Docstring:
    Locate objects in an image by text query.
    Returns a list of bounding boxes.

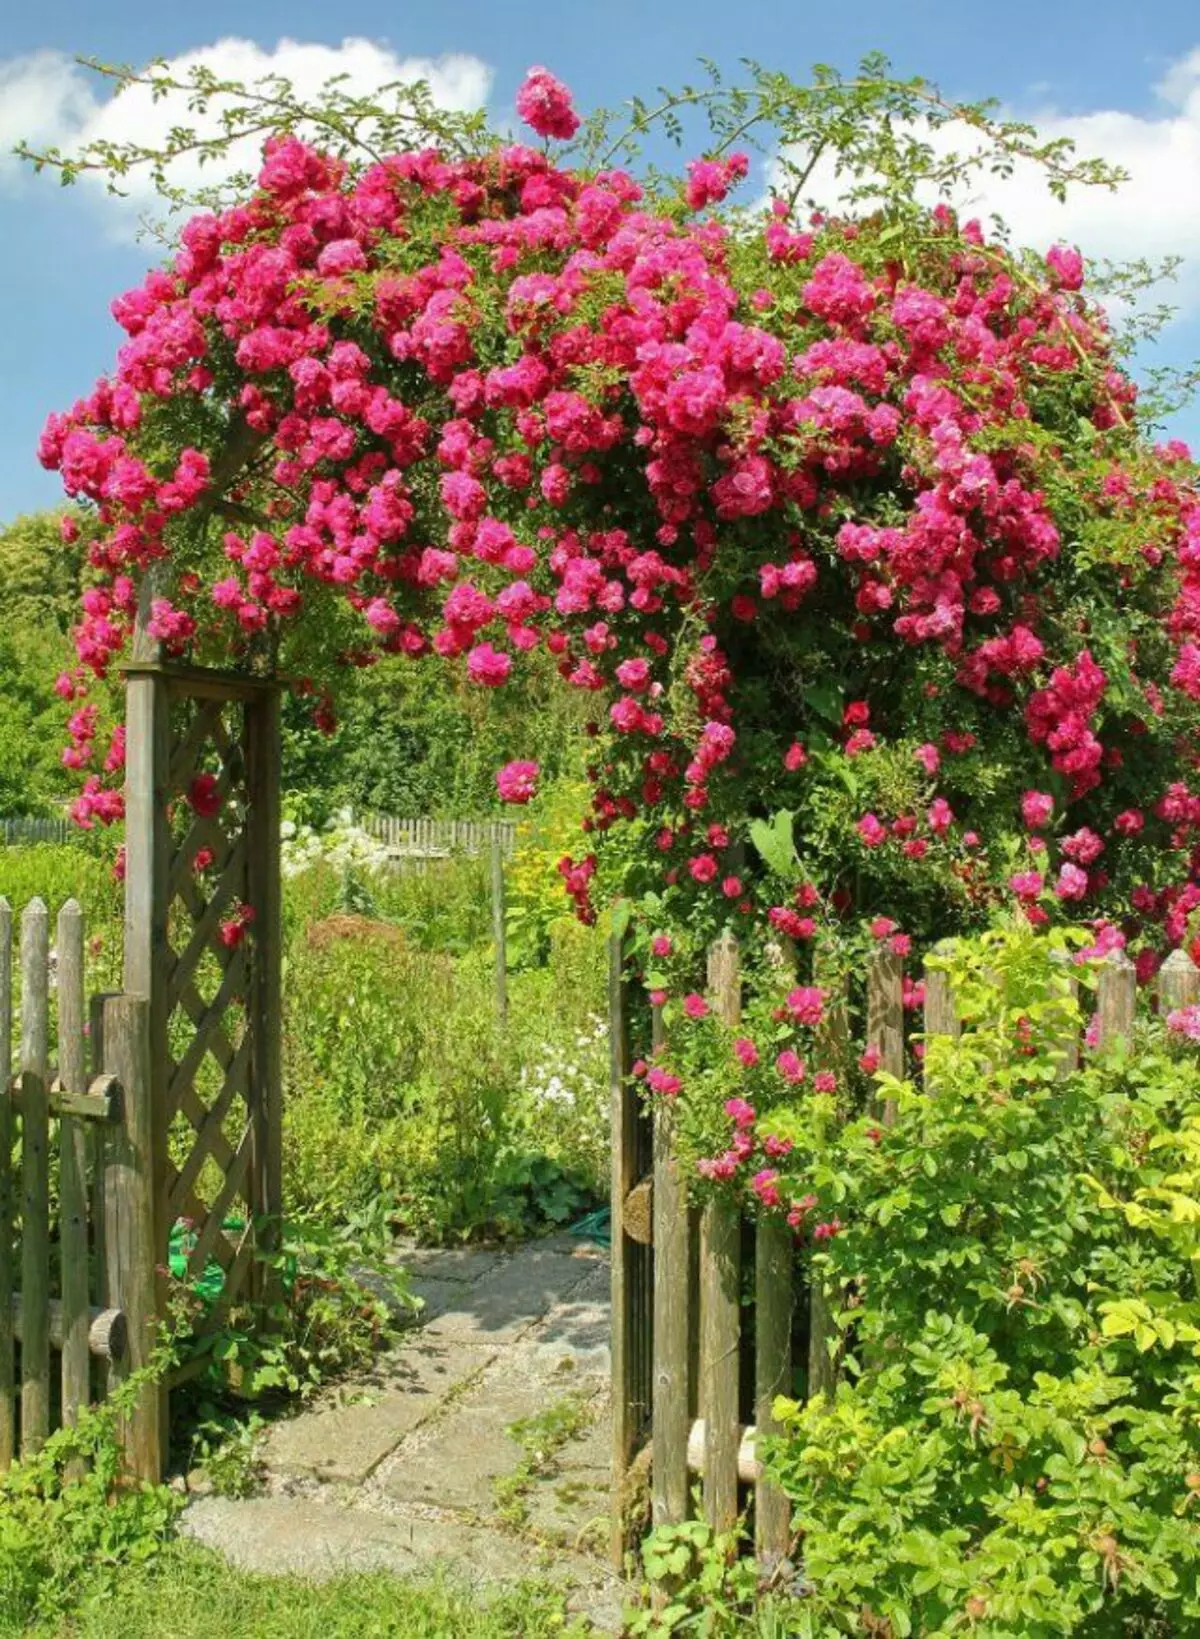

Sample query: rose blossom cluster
[37,68,1200,1008]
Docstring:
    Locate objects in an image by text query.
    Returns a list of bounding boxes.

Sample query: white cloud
[773,47,1200,321]
[0,37,492,232]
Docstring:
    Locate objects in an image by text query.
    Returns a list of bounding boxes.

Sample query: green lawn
[19,1543,597,1639]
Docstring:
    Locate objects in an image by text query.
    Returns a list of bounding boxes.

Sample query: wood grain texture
[19,900,50,1456]
[56,900,91,1431]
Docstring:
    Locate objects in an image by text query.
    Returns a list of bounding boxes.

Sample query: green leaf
[749,809,796,877]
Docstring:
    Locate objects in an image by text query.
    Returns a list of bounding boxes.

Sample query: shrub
[0,1382,178,1632]
[748,929,1200,1636]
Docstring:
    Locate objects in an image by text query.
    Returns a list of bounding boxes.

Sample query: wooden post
[57,901,91,1431]
[922,942,959,1091]
[19,899,50,1456]
[246,687,283,1285]
[700,931,741,1533]
[652,1003,689,1529]
[1096,951,1137,1049]
[102,994,164,1482]
[609,923,642,1568]
[121,665,171,1272]
[490,837,507,1029]
[1159,948,1200,1014]
[0,899,11,1469]
[867,945,905,1124]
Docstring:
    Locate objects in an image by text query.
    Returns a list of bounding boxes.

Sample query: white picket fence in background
[362,815,517,860]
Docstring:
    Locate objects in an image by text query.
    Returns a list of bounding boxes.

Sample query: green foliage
[0,511,111,819]
[757,929,1200,1636]
[23,1543,595,1639]
[173,1215,416,1404]
[0,1384,179,1633]
[282,651,588,828]
[629,1517,779,1635]
[493,1394,596,1528]
[505,779,593,968]
[282,907,608,1243]
[186,1413,267,1499]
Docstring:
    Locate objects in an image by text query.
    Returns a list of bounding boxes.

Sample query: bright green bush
[764,931,1200,1637]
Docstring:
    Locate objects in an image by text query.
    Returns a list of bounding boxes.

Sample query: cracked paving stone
[264,1339,495,1485]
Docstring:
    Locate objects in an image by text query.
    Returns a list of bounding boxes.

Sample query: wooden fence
[609,933,1200,1568]
[0,817,76,848]
[0,896,156,1475]
[363,815,516,859]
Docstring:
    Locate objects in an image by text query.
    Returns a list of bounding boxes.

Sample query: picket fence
[608,933,1200,1568]
[363,815,516,859]
[0,897,154,1469]
[0,817,76,848]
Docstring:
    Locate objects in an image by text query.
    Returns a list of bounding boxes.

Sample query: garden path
[179,1232,630,1632]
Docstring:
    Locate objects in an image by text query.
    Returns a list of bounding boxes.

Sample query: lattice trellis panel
[122,663,281,1341]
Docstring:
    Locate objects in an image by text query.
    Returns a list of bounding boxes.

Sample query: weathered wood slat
[652,1000,689,1530]
[182,1125,254,1283]
[867,945,905,1124]
[700,931,741,1532]
[167,698,226,795]
[166,946,248,1121]
[1097,950,1136,1048]
[755,1213,793,1557]
[246,687,283,1300]
[166,837,247,1011]
[0,900,12,1468]
[19,900,51,1456]
[608,927,643,1569]
[1159,948,1200,1013]
[102,995,164,1480]
[122,662,171,1466]
[57,901,91,1431]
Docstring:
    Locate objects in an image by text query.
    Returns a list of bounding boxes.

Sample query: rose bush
[33,58,1200,1187]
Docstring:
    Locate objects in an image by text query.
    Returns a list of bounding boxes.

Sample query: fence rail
[362,815,516,859]
[0,897,153,1475]
[609,933,1200,1568]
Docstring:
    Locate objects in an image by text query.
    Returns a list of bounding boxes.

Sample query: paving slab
[525,1274,611,1375]
[264,1338,494,1484]
[378,1368,546,1512]
[390,1243,506,1285]
[419,1248,597,1346]
[180,1494,628,1628]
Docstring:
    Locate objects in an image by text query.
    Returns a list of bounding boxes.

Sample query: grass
[30,1542,598,1639]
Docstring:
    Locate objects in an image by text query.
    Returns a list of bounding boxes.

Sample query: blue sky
[2,0,1199,521]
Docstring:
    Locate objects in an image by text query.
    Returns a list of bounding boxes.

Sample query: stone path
[180,1232,629,1632]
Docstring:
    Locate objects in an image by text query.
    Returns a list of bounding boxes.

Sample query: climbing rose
[496,760,539,804]
[515,67,580,140]
[188,773,222,819]
[1022,791,1054,829]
